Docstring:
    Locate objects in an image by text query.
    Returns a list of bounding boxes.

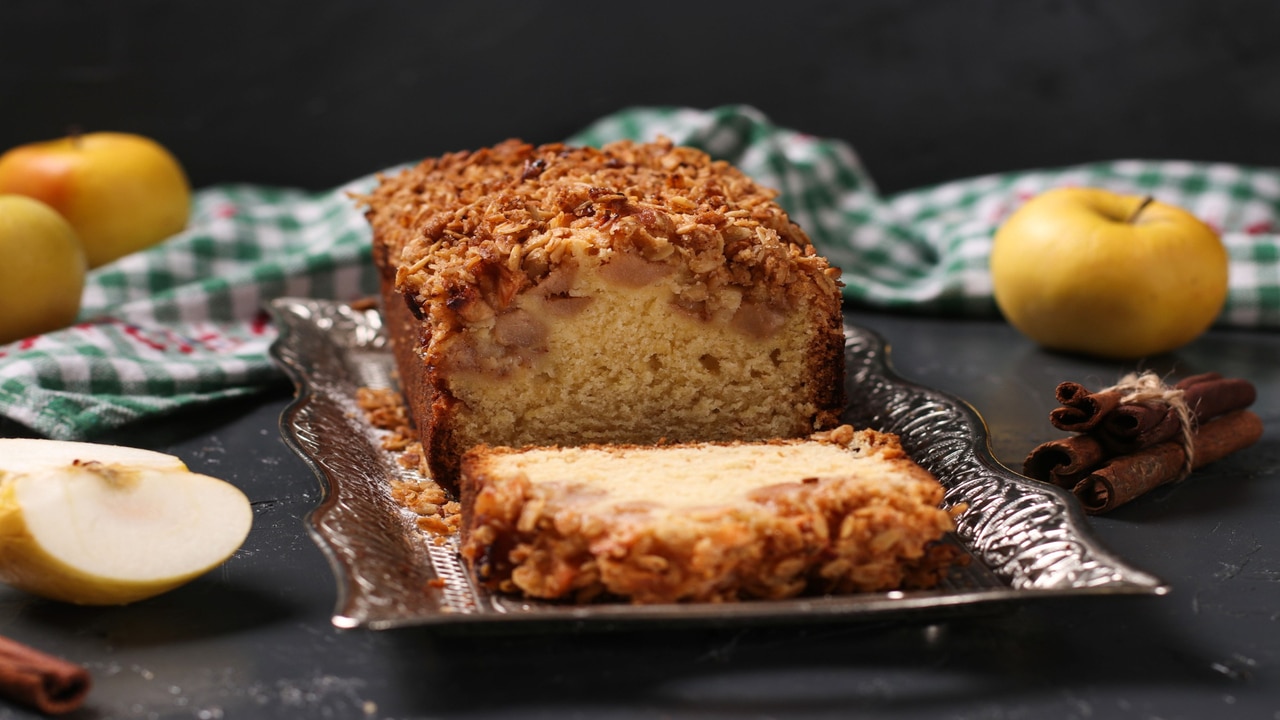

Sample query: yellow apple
[0,132,191,268]
[0,195,87,345]
[0,439,253,605]
[990,187,1228,359]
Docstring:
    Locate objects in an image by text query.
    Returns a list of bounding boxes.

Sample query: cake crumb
[356,387,461,535]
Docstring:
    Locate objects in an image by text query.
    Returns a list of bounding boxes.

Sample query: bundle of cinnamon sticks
[1023,371,1263,513]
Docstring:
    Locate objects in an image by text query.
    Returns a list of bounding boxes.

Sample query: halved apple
[0,439,253,605]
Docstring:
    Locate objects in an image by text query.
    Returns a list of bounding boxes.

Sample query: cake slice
[362,138,846,486]
[460,426,958,604]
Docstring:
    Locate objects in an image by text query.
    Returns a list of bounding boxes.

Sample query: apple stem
[1128,195,1155,224]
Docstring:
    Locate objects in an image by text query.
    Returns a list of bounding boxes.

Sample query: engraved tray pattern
[267,298,1167,630]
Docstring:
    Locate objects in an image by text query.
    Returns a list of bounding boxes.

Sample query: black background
[4,0,1279,194]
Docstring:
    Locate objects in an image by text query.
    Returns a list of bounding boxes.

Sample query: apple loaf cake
[459,425,957,603]
[363,138,846,487]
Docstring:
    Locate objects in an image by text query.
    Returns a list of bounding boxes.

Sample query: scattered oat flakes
[356,387,461,535]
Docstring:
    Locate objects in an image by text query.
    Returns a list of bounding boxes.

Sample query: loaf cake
[362,138,846,486]
[460,426,958,603]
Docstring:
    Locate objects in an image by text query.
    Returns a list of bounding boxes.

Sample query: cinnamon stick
[0,635,91,715]
[1073,410,1265,514]
[1049,382,1123,432]
[1096,373,1258,452]
[1095,398,1182,453]
[1022,434,1108,488]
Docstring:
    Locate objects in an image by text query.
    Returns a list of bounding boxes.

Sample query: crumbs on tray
[355,387,461,539]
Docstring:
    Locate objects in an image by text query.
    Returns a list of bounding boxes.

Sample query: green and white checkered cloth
[3,104,1278,439]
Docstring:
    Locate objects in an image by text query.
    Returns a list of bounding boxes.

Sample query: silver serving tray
[267,297,1167,630]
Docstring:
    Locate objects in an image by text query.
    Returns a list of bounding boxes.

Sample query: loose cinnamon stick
[1073,410,1264,514]
[0,635,91,715]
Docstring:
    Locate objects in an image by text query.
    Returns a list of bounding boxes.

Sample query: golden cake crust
[459,426,958,604]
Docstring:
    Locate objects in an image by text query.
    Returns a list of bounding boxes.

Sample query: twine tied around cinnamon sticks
[1023,371,1262,513]
[1106,371,1198,482]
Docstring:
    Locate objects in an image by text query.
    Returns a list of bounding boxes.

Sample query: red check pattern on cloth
[2,105,1277,439]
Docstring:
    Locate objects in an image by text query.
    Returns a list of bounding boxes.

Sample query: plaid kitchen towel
[0,182,382,439]
[572,106,1280,324]
[2,104,1278,439]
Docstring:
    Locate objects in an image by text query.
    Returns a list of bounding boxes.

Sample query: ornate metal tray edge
[839,327,1166,595]
[267,297,1167,630]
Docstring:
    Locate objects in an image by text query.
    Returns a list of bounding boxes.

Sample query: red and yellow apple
[0,194,87,345]
[990,187,1229,359]
[0,132,191,268]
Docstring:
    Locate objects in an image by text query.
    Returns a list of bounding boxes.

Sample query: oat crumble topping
[360,137,842,331]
